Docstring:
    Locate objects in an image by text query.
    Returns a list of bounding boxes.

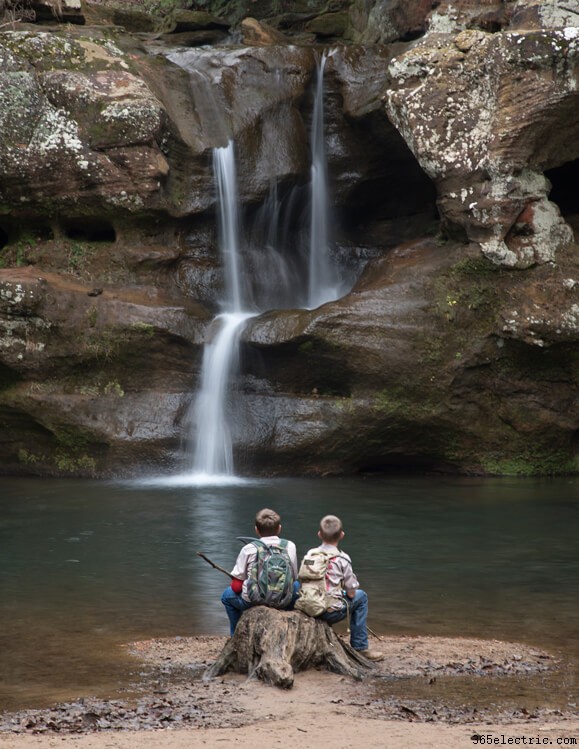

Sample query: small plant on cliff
[103,380,124,397]
[66,240,95,275]
[55,451,96,474]
[86,306,98,328]
[11,235,35,267]
[130,321,155,337]
[18,448,40,465]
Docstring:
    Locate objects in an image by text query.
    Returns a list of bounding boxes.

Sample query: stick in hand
[196,551,234,579]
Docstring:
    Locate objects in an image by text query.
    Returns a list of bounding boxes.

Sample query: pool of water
[0,475,577,712]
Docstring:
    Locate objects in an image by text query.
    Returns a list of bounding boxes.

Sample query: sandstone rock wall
[0,0,577,478]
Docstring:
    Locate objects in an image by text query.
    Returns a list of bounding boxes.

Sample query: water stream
[212,143,244,314]
[189,312,253,478]
[308,51,343,308]
[185,141,254,482]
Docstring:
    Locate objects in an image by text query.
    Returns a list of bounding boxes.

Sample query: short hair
[255,508,281,535]
[319,514,343,543]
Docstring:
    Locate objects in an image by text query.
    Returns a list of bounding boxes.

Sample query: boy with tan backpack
[295,514,384,661]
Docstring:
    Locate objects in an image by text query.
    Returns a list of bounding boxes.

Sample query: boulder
[0,32,169,218]
[109,7,158,33]
[171,9,229,32]
[240,17,289,46]
[306,11,351,39]
[351,0,434,43]
[385,26,579,266]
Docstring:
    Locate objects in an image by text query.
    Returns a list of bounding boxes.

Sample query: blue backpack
[238,537,295,609]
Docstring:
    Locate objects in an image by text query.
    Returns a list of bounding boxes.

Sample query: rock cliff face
[0,0,577,477]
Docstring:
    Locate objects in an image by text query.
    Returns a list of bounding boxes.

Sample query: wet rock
[148,44,315,211]
[0,267,207,476]
[322,45,438,220]
[108,7,158,33]
[160,29,229,47]
[177,0,338,33]
[238,240,579,476]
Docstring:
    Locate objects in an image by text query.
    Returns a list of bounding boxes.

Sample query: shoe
[356,648,384,662]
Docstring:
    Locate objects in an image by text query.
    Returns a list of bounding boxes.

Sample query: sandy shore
[1,635,577,749]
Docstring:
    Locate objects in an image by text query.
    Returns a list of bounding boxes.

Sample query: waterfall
[213,144,243,313]
[308,52,342,309]
[170,51,349,484]
[245,181,305,310]
[187,141,253,482]
[190,311,252,477]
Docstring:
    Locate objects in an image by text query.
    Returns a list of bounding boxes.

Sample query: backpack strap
[315,549,345,588]
[237,536,287,553]
[237,536,267,550]
[314,549,342,562]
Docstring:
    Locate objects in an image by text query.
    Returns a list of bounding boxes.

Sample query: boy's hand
[231,578,243,594]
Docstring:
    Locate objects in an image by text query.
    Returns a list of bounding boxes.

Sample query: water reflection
[0,475,577,711]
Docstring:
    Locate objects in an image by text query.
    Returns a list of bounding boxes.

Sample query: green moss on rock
[306,11,350,37]
[0,32,134,73]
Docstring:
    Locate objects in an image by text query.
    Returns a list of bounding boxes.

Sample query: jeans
[320,589,369,651]
[221,581,300,636]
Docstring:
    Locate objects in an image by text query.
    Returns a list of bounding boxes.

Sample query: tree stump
[205,607,374,689]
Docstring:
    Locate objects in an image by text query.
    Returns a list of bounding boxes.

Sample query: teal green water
[0,475,577,711]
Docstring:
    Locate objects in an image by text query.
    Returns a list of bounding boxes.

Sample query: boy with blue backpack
[221,508,298,635]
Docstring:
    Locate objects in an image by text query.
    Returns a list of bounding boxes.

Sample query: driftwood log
[205,607,374,689]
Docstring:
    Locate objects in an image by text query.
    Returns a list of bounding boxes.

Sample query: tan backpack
[295,549,340,617]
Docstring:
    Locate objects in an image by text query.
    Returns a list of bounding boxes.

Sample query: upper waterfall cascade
[308,52,345,308]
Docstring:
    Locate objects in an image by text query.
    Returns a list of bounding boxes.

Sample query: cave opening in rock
[62,219,116,243]
[357,454,451,476]
[0,225,9,250]
[545,158,579,219]
[0,364,21,390]
[29,224,54,242]
[1,222,55,249]
[338,123,439,246]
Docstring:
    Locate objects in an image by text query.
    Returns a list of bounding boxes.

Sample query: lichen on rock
[384,21,579,268]
[0,29,169,216]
